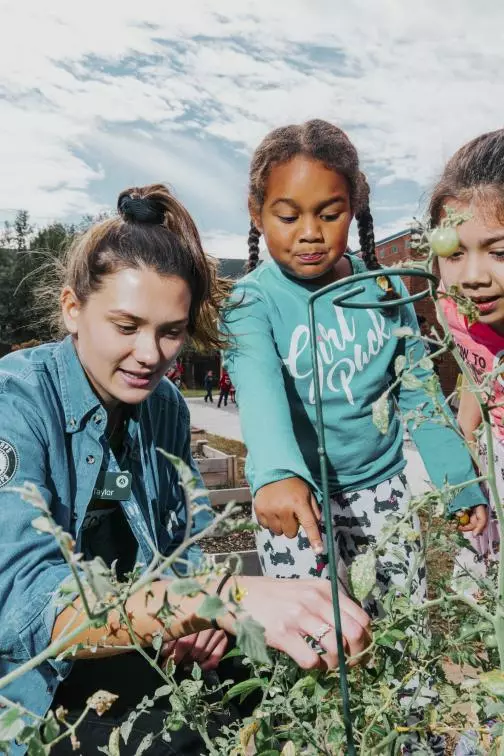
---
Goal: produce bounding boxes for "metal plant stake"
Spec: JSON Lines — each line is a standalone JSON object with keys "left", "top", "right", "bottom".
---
{"left": 307, "top": 268, "right": 437, "bottom": 755}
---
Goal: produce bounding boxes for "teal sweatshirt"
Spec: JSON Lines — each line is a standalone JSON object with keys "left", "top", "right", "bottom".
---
{"left": 223, "top": 255, "right": 484, "bottom": 514}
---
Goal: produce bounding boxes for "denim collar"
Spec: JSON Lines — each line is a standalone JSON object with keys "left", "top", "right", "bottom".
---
{"left": 55, "top": 336, "right": 104, "bottom": 433}
{"left": 55, "top": 336, "right": 142, "bottom": 440}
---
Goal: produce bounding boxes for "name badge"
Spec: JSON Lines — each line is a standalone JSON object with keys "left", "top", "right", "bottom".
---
{"left": 93, "top": 471, "right": 132, "bottom": 501}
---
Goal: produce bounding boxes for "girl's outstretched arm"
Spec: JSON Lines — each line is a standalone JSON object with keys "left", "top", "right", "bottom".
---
{"left": 222, "top": 279, "right": 324, "bottom": 550}
{"left": 223, "top": 279, "right": 314, "bottom": 494}
{"left": 458, "top": 383, "right": 482, "bottom": 447}
{"left": 392, "top": 282, "right": 487, "bottom": 521}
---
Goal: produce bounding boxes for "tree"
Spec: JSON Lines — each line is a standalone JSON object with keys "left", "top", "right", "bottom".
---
{"left": 30, "top": 222, "right": 74, "bottom": 256}
{"left": 0, "top": 210, "right": 110, "bottom": 345}
{"left": 13, "top": 209, "right": 33, "bottom": 251}
{"left": 0, "top": 246, "right": 15, "bottom": 343}
{"left": 0, "top": 219, "right": 14, "bottom": 249}
{"left": 3, "top": 221, "right": 74, "bottom": 344}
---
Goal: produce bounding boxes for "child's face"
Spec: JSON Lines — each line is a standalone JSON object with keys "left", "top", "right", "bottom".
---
{"left": 438, "top": 199, "right": 504, "bottom": 333}
{"left": 62, "top": 267, "right": 191, "bottom": 408}
{"left": 252, "top": 156, "right": 352, "bottom": 282}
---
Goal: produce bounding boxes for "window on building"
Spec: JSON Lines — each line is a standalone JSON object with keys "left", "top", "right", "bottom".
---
{"left": 405, "top": 240, "right": 411, "bottom": 249}
{"left": 392, "top": 244, "right": 398, "bottom": 253}
{"left": 379, "top": 249, "right": 385, "bottom": 259}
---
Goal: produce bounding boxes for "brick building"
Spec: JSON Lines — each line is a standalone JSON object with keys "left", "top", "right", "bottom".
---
{"left": 373, "top": 229, "right": 460, "bottom": 397}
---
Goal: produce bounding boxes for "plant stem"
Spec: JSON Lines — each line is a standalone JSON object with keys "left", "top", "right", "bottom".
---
{"left": 360, "top": 670, "right": 417, "bottom": 753}
{"left": 47, "top": 705, "right": 92, "bottom": 750}
{"left": 120, "top": 607, "right": 219, "bottom": 756}
{"left": 0, "top": 695, "right": 44, "bottom": 723}
{"left": 412, "top": 592, "right": 495, "bottom": 623}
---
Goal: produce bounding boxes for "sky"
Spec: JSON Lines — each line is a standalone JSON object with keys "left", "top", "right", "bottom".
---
{"left": 0, "top": 0, "right": 503, "bottom": 258}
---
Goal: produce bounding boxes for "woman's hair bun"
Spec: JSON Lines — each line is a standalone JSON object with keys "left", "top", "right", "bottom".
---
{"left": 117, "top": 193, "right": 165, "bottom": 225}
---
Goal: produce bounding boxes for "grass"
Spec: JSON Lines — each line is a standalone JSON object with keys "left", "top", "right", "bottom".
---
{"left": 183, "top": 388, "right": 206, "bottom": 398}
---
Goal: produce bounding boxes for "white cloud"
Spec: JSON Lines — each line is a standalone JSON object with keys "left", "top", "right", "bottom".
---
{"left": 202, "top": 231, "right": 247, "bottom": 260}
{"left": 89, "top": 130, "right": 247, "bottom": 220}
{"left": 0, "top": 0, "right": 503, "bottom": 233}
{"left": 202, "top": 230, "right": 273, "bottom": 261}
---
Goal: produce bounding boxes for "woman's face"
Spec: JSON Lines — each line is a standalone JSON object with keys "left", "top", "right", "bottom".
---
{"left": 62, "top": 266, "right": 191, "bottom": 407}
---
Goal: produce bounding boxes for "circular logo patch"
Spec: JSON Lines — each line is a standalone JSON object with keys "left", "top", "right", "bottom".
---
{"left": 0, "top": 440, "right": 18, "bottom": 488}
{"left": 116, "top": 474, "right": 129, "bottom": 489}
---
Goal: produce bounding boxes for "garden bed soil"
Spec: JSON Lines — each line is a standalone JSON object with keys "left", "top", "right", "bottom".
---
{"left": 191, "top": 431, "right": 255, "bottom": 553}
{"left": 199, "top": 502, "right": 256, "bottom": 554}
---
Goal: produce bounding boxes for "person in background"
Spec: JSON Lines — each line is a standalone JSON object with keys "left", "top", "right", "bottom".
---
{"left": 204, "top": 369, "right": 214, "bottom": 403}
{"left": 229, "top": 378, "right": 236, "bottom": 403}
{"left": 165, "top": 356, "right": 184, "bottom": 388}
{"left": 217, "top": 368, "right": 232, "bottom": 407}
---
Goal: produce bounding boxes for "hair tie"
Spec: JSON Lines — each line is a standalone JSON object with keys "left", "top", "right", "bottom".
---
{"left": 118, "top": 195, "right": 165, "bottom": 225}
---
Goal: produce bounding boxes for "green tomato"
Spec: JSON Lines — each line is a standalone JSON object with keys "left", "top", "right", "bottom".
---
{"left": 485, "top": 633, "right": 499, "bottom": 649}
{"left": 430, "top": 227, "right": 460, "bottom": 257}
{"left": 460, "top": 621, "right": 493, "bottom": 639}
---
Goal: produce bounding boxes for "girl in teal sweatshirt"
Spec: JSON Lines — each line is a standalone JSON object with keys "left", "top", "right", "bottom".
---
{"left": 224, "top": 120, "right": 486, "bottom": 618}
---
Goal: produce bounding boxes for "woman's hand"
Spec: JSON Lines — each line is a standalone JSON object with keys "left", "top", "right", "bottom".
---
{"left": 254, "top": 477, "right": 323, "bottom": 554}
{"left": 217, "top": 576, "right": 371, "bottom": 670}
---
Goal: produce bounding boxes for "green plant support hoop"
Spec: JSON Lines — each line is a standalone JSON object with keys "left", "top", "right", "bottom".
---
{"left": 307, "top": 268, "right": 438, "bottom": 755}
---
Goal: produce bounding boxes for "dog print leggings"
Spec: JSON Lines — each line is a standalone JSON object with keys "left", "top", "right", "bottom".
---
{"left": 256, "top": 472, "right": 427, "bottom": 618}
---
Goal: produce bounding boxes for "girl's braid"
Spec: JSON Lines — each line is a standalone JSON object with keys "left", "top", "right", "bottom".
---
{"left": 247, "top": 221, "right": 261, "bottom": 273}
{"left": 356, "top": 175, "right": 398, "bottom": 300}
{"left": 356, "top": 207, "right": 380, "bottom": 271}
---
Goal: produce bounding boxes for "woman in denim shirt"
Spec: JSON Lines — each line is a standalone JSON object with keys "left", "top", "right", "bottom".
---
{"left": 0, "top": 184, "right": 369, "bottom": 754}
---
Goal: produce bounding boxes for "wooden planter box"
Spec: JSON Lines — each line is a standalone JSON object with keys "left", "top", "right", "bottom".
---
{"left": 192, "top": 439, "right": 239, "bottom": 489}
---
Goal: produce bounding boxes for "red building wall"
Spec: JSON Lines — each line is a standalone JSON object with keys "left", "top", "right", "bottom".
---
{"left": 374, "top": 230, "right": 460, "bottom": 397}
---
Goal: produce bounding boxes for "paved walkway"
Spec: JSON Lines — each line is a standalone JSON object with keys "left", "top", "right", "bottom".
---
{"left": 186, "top": 397, "right": 243, "bottom": 442}
{"left": 186, "top": 396, "right": 433, "bottom": 497}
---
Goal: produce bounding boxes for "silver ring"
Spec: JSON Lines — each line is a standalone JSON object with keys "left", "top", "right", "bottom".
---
{"left": 313, "top": 623, "right": 332, "bottom": 643}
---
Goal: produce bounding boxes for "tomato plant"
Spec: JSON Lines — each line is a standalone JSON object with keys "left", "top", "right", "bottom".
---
{"left": 1, "top": 210, "right": 503, "bottom": 755}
